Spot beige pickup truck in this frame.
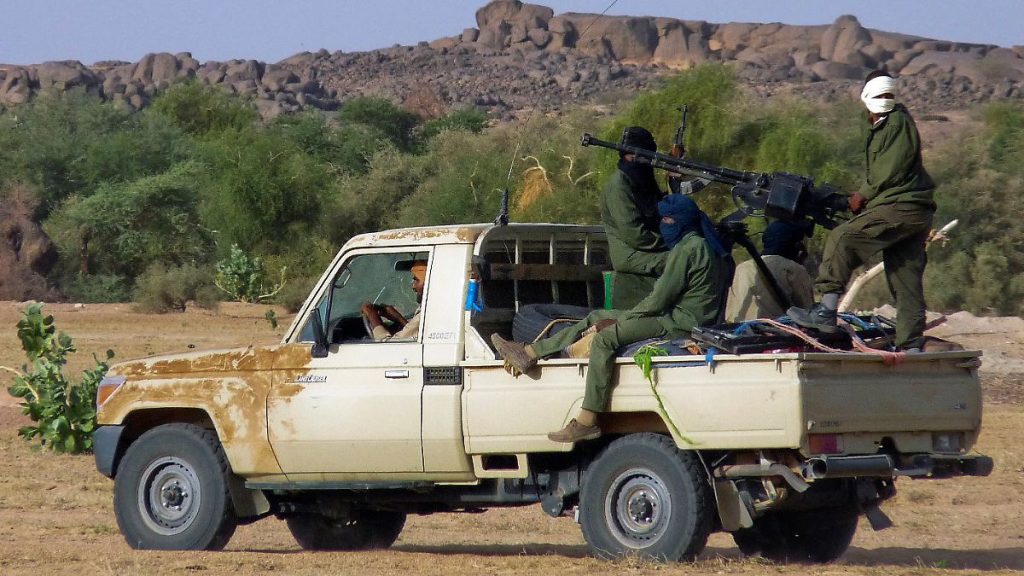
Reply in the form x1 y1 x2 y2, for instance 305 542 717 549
94 223 992 562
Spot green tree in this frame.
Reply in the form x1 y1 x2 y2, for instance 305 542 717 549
45 162 213 282
149 80 258 136
0 89 188 218
338 96 422 152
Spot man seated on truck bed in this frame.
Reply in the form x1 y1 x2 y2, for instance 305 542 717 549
492 194 730 443
725 219 814 321
360 259 426 341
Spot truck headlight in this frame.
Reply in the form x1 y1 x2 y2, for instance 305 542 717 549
96 375 127 408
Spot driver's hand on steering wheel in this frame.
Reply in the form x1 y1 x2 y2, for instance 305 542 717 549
360 301 383 328
378 304 405 325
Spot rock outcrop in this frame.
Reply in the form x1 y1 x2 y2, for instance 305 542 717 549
2 0 1022 119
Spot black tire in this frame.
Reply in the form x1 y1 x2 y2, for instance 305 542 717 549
113 423 237 550
580 433 714 562
286 510 406 551
732 505 859 563
512 304 592 344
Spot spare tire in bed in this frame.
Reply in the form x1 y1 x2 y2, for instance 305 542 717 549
513 303 593 344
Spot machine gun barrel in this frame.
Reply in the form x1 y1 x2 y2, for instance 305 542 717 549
581 133 762 188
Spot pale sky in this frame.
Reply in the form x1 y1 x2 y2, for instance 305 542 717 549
3 1 1022 66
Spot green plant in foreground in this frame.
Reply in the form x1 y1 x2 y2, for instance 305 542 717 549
633 343 695 445
2 303 114 453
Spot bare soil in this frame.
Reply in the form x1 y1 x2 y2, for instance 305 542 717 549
0 301 1021 575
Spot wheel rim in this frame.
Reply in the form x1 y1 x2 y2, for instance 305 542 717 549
604 467 673 549
137 456 203 536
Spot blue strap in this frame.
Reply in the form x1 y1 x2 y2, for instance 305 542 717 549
705 347 717 368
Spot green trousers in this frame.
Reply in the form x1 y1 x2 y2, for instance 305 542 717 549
610 250 667 309
816 202 933 349
531 309 667 412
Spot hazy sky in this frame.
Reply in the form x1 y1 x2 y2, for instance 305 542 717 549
4 1 1022 66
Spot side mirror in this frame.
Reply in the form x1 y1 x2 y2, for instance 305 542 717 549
309 312 329 359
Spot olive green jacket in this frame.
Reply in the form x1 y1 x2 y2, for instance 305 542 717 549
622 232 728 338
600 169 665 275
859 104 935 209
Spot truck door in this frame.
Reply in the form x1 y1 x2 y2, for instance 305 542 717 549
267 249 431 477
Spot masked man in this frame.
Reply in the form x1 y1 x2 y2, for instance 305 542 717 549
492 194 730 443
789 71 935 351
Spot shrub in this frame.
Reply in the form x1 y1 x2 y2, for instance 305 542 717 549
133 263 220 313
149 80 258 136
215 244 286 303
3 303 113 453
338 96 422 152
63 274 133 304
44 162 213 283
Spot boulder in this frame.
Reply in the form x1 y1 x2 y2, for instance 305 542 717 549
821 15 871 64
35 60 98 90
810 60 867 81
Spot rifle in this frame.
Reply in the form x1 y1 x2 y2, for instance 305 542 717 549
670 104 688 158
667 105 690 195
581 132 849 230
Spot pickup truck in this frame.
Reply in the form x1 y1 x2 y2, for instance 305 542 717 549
93 223 992 562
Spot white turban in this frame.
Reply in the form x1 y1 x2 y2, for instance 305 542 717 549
861 75 897 114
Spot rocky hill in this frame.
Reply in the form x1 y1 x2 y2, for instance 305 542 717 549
2 0 1023 120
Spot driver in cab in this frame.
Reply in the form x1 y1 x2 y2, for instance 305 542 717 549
360 259 426 341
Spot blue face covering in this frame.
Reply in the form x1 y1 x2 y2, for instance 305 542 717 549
657 193 731 257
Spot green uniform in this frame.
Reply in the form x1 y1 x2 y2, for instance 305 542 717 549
532 232 727 412
600 169 667 309
817 105 935 349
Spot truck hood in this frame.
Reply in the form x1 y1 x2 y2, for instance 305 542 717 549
107 344 289 378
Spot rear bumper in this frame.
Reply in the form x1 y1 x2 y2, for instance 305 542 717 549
802 453 993 480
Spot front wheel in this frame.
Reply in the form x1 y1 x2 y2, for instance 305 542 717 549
579 433 714 561
113 423 237 550
286 510 406 550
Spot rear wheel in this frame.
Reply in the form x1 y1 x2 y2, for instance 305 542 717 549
580 433 714 561
732 505 859 563
286 510 406 550
114 423 237 550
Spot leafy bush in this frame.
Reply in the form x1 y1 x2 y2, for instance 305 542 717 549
134 263 220 313
419 107 488 141
338 96 422 152
3 303 113 453
44 162 213 282
215 244 286 303
149 80 258 136
0 89 188 219
197 127 332 254
63 274 133 304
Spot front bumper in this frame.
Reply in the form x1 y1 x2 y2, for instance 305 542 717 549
93 425 126 478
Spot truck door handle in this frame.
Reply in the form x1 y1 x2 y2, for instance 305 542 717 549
385 370 410 379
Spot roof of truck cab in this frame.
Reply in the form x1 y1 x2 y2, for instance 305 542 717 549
342 223 605 250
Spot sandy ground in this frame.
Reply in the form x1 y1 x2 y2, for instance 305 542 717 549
0 301 1021 575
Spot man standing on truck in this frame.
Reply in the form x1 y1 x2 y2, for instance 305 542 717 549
788 71 935 352
725 219 814 321
361 259 426 341
492 194 730 443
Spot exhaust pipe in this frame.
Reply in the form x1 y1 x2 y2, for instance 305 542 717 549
802 454 895 480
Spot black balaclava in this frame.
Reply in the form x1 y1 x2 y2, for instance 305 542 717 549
618 126 662 232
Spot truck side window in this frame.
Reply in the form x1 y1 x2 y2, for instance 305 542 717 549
299 252 427 344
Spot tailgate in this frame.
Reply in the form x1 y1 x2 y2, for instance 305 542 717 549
798 351 983 454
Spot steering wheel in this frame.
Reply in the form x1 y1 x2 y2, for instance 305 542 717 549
362 312 376 339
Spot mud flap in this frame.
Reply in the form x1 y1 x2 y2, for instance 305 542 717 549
714 479 754 531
